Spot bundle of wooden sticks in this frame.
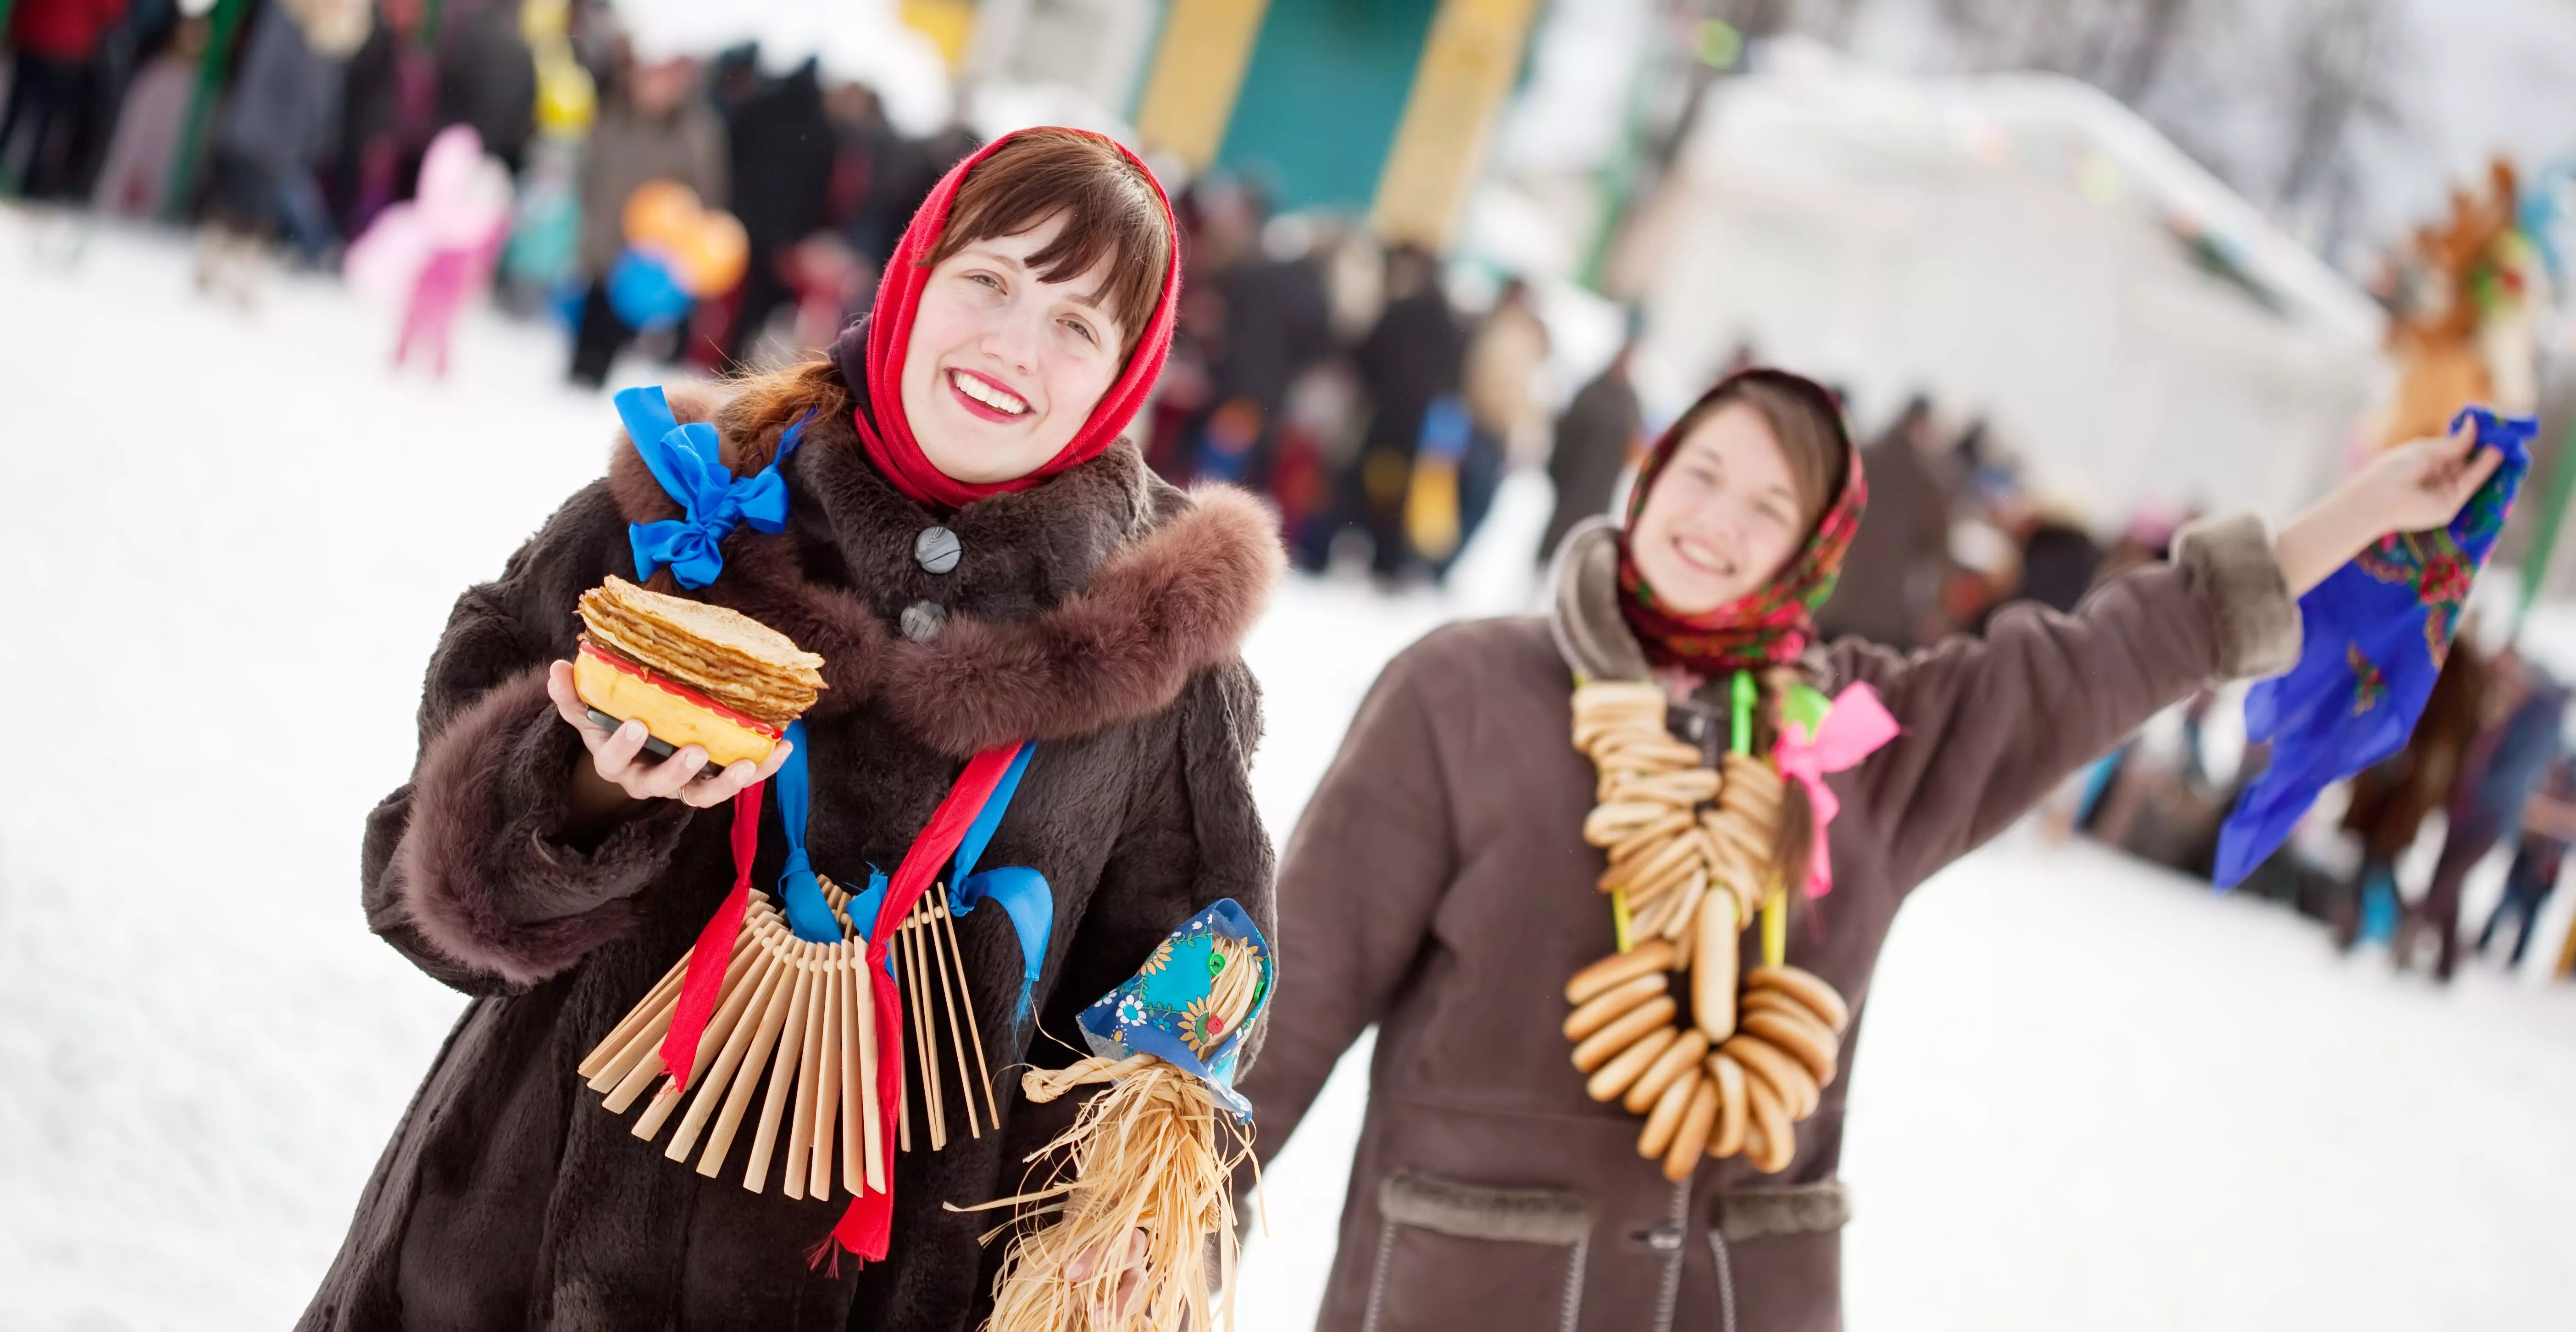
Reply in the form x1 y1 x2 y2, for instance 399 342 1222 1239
577 875 1001 1201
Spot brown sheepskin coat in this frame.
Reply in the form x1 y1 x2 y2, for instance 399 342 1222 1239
1236 514 2302 1332
299 382 1284 1332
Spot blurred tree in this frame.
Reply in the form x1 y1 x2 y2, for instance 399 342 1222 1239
2276 0 2402 256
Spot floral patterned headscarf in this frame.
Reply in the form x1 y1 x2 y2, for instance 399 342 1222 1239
1616 369 1868 671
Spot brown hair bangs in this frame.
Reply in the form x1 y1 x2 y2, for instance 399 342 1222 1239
925 128 1172 360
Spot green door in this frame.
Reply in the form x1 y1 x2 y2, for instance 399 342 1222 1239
1214 0 1440 214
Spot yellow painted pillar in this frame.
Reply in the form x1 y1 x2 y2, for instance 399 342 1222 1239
1133 0 1273 175
901 0 979 69
1372 0 1541 249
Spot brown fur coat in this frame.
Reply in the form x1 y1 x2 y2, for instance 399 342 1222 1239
299 381 1284 1332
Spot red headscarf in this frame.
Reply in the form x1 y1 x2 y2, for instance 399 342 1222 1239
849 128 1182 511
1616 369 1869 671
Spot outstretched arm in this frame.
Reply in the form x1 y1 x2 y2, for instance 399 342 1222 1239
1849 421 2505 894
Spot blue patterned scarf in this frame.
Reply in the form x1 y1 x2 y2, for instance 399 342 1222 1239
2215 408 2536 885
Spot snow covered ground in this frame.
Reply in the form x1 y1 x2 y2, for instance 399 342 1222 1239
4 211 2572 1331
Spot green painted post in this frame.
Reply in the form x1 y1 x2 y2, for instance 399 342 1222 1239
2515 417 2576 630
160 0 253 222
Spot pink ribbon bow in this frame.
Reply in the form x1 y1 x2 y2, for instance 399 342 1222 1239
1772 683 1899 898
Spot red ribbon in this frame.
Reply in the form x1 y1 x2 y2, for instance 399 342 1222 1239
655 782 765 1092
821 740 1029 1266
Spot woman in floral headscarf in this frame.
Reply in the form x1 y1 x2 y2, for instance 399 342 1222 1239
1239 368 2501 1332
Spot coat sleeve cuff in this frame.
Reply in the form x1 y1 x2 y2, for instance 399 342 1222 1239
394 666 695 988
2172 513 2302 680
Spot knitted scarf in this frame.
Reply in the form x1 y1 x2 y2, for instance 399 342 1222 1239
1616 370 1868 671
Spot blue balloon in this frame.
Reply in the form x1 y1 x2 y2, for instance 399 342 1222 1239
607 248 692 329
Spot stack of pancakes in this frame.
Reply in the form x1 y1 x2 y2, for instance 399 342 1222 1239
572 576 826 765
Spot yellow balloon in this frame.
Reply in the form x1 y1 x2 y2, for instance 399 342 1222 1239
679 211 750 295
535 56 594 136
622 180 700 250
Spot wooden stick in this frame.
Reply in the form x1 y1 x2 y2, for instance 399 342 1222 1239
631 939 770 1137
937 882 1004 1129
611 921 768 1116
583 901 771 1079
810 953 842 1199
586 928 755 1093
853 949 886 1191
579 951 693 1080
665 944 789 1162
786 946 828 1200
925 892 982 1140
842 953 873 1194
744 945 814 1193
902 903 947 1150
895 977 912 1156
702 927 801 1181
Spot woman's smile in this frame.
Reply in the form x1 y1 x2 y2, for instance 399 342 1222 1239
1670 532 1740 582
948 366 1032 420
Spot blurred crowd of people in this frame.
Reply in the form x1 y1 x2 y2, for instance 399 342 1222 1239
2076 625 2576 986
1140 182 1597 583
2 0 981 383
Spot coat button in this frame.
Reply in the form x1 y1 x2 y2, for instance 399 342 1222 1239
914 525 962 574
900 600 947 642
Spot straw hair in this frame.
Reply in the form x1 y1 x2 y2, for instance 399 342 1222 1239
968 936 1265 1332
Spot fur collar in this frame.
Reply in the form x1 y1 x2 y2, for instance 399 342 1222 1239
604 384 1283 757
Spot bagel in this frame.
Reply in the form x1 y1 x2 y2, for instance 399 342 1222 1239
1602 832 1698 895
1740 1008 1837 1085
1741 1067 1795 1174
1658 876 1710 944
1738 988 1811 1023
1722 1034 1817 1120
1637 1065 1700 1160
1572 996 1677 1073
1693 888 1738 1042
1747 964 1849 1033
1582 801 1669 845
1661 1075 1721 1181
1607 811 1695 864
1564 941 1673 1005
1563 971 1668 1041
1585 1026 1677 1102
1707 1052 1749 1158
1622 1029 1709 1114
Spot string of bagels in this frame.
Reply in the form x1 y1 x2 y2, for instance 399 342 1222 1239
1562 668 1866 1180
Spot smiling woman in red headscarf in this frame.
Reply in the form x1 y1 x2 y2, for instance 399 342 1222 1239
303 128 1285 1332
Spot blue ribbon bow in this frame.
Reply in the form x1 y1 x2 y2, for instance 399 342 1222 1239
2215 407 2536 886
615 385 806 590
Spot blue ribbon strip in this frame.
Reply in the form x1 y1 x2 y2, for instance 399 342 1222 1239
614 385 807 590
766 736 1053 1009
772 720 844 943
